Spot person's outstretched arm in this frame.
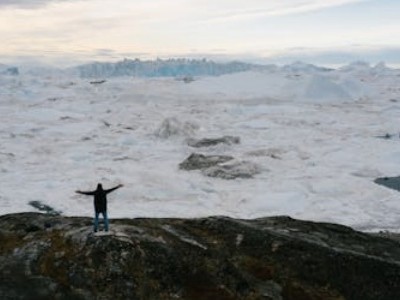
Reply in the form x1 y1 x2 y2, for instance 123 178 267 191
104 184 123 194
75 190 96 195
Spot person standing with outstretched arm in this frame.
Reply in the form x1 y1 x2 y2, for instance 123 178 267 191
76 183 123 232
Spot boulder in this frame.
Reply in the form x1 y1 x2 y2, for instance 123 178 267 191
179 153 234 170
1 213 400 299
28 200 61 216
374 176 400 192
187 136 240 148
203 161 261 179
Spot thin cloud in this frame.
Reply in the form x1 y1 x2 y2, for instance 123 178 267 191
197 0 368 23
0 0 397 66
0 0 82 9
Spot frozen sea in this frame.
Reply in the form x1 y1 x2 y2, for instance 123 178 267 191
1 63 400 232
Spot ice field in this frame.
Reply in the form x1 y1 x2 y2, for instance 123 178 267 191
1 61 400 232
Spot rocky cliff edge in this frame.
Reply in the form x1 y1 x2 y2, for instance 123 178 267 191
1 213 400 300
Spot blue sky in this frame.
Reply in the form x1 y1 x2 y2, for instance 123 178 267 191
0 0 399 66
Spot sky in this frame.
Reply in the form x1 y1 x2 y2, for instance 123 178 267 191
0 0 399 66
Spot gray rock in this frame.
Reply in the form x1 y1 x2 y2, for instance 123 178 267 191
376 133 398 140
187 136 240 148
28 200 61 216
374 176 400 192
1 213 400 300
203 161 261 179
179 153 234 170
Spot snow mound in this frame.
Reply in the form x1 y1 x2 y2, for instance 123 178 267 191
282 61 332 73
188 70 374 103
188 71 283 99
337 76 373 100
300 75 353 103
155 117 199 138
337 61 396 78
280 73 368 103
339 61 371 73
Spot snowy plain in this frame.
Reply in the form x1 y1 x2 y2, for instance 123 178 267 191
1 62 400 232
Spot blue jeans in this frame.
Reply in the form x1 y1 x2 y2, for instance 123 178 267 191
94 211 109 232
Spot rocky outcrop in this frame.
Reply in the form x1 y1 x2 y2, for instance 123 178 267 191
203 161 261 179
179 153 234 171
187 136 240 148
376 133 400 140
1 213 400 300
374 176 400 192
28 200 61 216
179 153 260 179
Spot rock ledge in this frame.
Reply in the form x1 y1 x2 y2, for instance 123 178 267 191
1 213 399 300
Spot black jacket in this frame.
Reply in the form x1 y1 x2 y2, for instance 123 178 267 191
77 184 121 213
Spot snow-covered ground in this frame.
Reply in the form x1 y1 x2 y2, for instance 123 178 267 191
1 62 400 232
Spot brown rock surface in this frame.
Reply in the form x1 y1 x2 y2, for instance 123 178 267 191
0 213 399 300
